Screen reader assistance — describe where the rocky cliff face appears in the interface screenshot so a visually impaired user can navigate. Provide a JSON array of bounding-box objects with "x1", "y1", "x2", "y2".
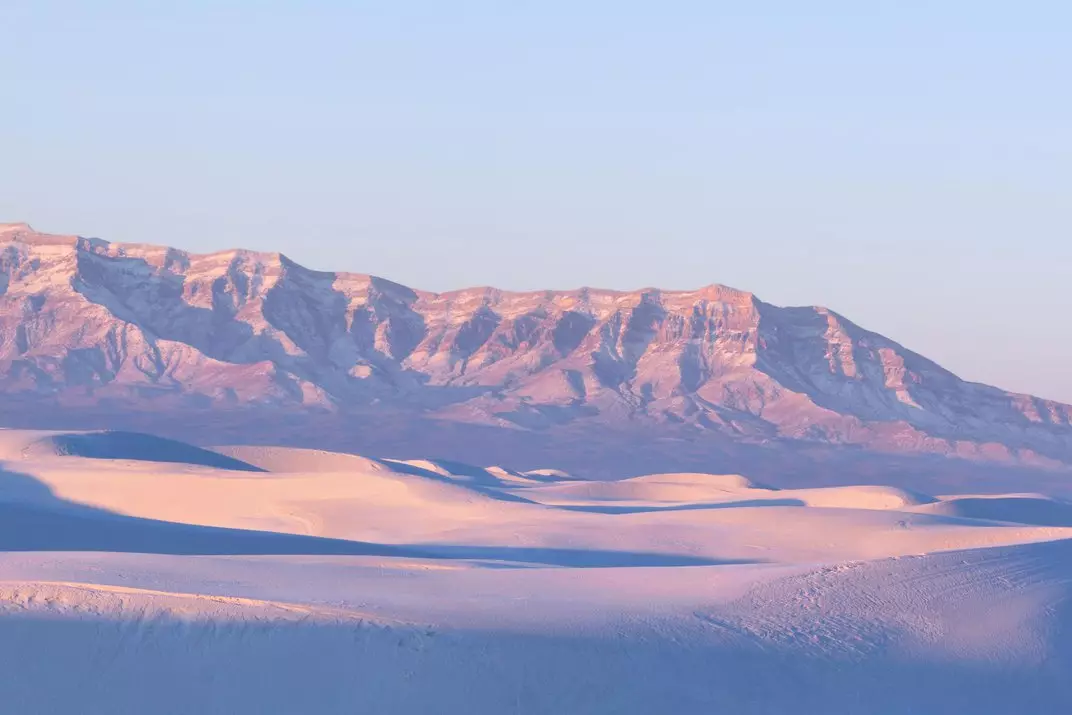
[{"x1": 1, "y1": 222, "x2": 1070, "y2": 473}]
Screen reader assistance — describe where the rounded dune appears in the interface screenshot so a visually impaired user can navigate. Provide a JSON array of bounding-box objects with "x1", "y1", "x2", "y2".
[
  {"x1": 215, "y1": 445, "x2": 389, "y2": 474},
  {"x1": 521, "y1": 468, "x2": 577, "y2": 481},
  {"x1": 915, "y1": 495, "x2": 1072, "y2": 527},
  {"x1": 780, "y1": 485, "x2": 937, "y2": 511},
  {"x1": 380, "y1": 458, "x2": 552, "y2": 489},
  {"x1": 524, "y1": 472, "x2": 761, "y2": 504},
  {"x1": 21, "y1": 431, "x2": 263, "y2": 472}
]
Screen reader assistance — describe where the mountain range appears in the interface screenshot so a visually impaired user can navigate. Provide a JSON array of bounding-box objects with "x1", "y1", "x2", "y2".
[{"x1": 1, "y1": 221, "x2": 1069, "y2": 488}]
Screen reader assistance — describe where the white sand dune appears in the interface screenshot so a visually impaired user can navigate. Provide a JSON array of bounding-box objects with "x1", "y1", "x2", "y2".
[
  {"x1": 215, "y1": 444, "x2": 392, "y2": 474},
  {"x1": 521, "y1": 472, "x2": 935, "y2": 511},
  {"x1": 1, "y1": 430, "x2": 1071, "y2": 713},
  {"x1": 913, "y1": 493, "x2": 1072, "y2": 526},
  {"x1": 5, "y1": 430, "x2": 264, "y2": 471},
  {"x1": 525, "y1": 471, "x2": 761, "y2": 503}
]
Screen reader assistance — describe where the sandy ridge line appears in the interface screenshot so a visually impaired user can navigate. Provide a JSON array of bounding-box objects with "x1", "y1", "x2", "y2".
[{"x1": 0, "y1": 580, "x2": 404, "y2": 624}]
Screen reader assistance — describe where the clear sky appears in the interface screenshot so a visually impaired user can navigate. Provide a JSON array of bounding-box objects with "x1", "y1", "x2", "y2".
[{"x1": 2, "y1": 1, "x2": 1069, "y2": 402}]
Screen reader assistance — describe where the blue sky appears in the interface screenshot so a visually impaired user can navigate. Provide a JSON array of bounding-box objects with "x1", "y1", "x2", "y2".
[{"x1": 2, "y1": 1, "x2": 1069, "y2": 401}]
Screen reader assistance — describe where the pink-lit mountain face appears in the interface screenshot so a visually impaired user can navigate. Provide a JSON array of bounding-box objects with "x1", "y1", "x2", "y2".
[{"x1": 1, "y1": 222, "x2": 1070, "y2": 478}]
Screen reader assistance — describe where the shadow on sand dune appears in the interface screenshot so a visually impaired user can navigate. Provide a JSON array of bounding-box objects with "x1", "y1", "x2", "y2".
[
  {"x1": 408, "y1": 545, "x2": 756, "y2": 568},
  {"x1": 931, "y1": 496, "x2": 1072, "y2": 527},
  {"x1": 374, "y1": 459, "x2": 540, "y2": 505},
  {"x1": 555, "y1": 498, "x2": 807, "y2": 514},
  {"x1": 40, "y1": 432, "x2": 265, "y2": 472},
  {"x1": 0, "y1": 466, "x2": 741, "y2": 568},
  {"x1": 2, "y1": 552, "x2": 1072, "y2": 715}
]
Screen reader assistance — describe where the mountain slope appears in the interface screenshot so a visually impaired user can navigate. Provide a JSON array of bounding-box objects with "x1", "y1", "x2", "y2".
[{"x1": 0, "y1": 222, "x2": 1069, "y2": 475}]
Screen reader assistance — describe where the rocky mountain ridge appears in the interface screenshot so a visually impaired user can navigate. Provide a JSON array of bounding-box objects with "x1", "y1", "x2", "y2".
[{"x1": 1, "y1": 222, "x2": 1069, "y2": 474}]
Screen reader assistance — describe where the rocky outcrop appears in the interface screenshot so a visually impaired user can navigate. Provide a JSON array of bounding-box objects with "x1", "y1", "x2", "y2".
[{"x1": 1, "y1": 222, "x2": 1070, "y2": 471}]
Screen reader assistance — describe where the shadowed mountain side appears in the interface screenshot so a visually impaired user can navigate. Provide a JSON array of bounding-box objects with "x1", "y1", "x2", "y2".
[{"x1": 0, "y1": 468, "x2": 729, "y2": 567}]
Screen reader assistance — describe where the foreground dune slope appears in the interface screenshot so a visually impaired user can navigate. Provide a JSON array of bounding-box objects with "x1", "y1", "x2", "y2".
[{"x1": 0, "y1": 431, "x2": 1070, "y2": 713}]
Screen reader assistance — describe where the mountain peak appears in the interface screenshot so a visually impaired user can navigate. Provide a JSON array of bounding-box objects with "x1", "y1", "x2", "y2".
[
  {"x1": 0, "y1": 221, "x2": 1069, "y2": 475},
  {"x1": 0, "y1": 222, "x2": 51, "y2": 240},
  {"x1": 0, "y1": 222, "x2": 34, "y2": 233}
]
